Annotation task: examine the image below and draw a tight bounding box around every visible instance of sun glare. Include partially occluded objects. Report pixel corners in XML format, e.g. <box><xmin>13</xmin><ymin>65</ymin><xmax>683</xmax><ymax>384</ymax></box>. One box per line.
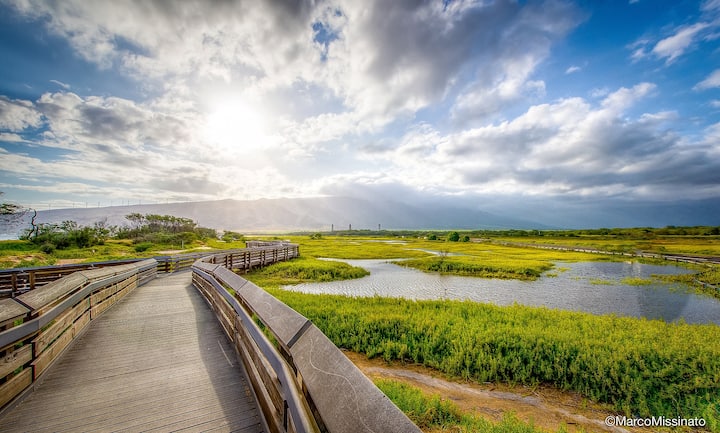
<box><xmin>203</xmin><ymin>99</ymin><xmax>270</xmax><ymax>153</ymax></box>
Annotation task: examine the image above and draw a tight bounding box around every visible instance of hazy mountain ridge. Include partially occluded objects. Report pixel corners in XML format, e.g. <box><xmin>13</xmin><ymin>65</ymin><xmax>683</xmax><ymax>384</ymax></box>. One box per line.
<box><xmin>19</xmin><ymin>197</ymin><xmax>545</xmax><ymax>234</ymax></box>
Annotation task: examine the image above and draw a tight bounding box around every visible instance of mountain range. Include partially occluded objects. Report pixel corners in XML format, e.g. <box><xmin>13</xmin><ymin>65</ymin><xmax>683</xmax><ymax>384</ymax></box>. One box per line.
<box><xmin>11</xmin><ymin>197</ymin><xmax>543</xmax><ymax>235</ymax></box>
<box><xmin>3</xmin><ymin>195</ymin><xmax>718</xmax><ymax>239</ymax></box>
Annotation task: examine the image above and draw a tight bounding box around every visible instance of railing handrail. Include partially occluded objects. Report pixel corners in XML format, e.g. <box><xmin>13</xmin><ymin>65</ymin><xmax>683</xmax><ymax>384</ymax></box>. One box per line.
<box><xmin>193</xmin><ymin>264</ymin><xmax>317</xmax><ymax>433</ymax></box>
<box><xmin>0</xmin><ymin>248</ymin><xmax>253</xmax><ymax>298</ymax></box>
<box><xmin>191</xmin><ymin>244</ymin><xmax>421</xmax><ymax>433</ymax></box>
<box><xmin>0</xmin><ymin>258</ymin><xmax>157</xmax><ymax>410</ymax></box>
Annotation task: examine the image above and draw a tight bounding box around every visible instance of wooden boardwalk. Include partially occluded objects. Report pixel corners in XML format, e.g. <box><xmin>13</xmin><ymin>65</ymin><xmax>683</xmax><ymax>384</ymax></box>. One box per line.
<box><xmin>0</xmin><ymin>272</ymin><xmax>265</xmax><ymax>433</ymax></box>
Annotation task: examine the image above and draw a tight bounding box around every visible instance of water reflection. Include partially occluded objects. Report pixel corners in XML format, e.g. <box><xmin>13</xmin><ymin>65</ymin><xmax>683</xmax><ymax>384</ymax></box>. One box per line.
<box><xmin>282</xmin><ymin>259</ymin><xmax>720</xmax><ymax>325</ymax></box>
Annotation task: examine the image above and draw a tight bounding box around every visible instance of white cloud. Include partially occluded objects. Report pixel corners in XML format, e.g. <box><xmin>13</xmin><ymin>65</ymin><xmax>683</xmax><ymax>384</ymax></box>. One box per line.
<box><xmin>0</xmin><ymin>133</ymin><xmax>25</xmax><ymax>142</ymax></box>
<box><xmin>694</xmin><ymin>69</ymin><xmax>720</xmax><ymax>90</ymax></box>
<box><xmin>2</xmin><ymin>0</ymin><xmax>583</xmax><ymax>157</ymax></box>
<box><xmin>2</xmin><ymin>0</ymin><xmax>717</xmax><ymax>213</ymax></box>
<box><xmin>49</xmin><ymin>79</ymin><xmax>70</xmax><ymax>89</ymax></box>
<box><xmin>651</xmin><ymin>22</ymin><xmax>710</xmax><ymax>63</ymax></box>
<box><xmin>361</xmin><ymin>83</ymin><xmax>720</xmax><ymax>201</ymax></box>
<box><xmin>0</xmin><ymin>96</ymin><xmax>44</xmax><ymax>131</ymax></box>
<box><xmin>565</xmin><ymin>65</ymin><xmax>581</xmax><ymax>74</ymax></box>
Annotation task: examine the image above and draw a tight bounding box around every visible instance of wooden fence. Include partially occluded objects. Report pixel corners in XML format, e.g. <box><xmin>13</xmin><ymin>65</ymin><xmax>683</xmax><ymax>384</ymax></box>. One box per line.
<box><xmin>0</xmin><ymin>247</ymin><xmax>271</xmax><ymax>298</ymax></box>
<box><xmin>0</xmin><ymin>259</ymin><xmax>157</xmax><ymax>409</ymax></box>
<box><xmin>0</xmin><ymin>241</ymin><xmax>420</xmax><ymax>432</ymax></box>
<box><xmin>191</xmin><ymin>246</ymin><xmax>420</xmax><ymax>433</ymax></box>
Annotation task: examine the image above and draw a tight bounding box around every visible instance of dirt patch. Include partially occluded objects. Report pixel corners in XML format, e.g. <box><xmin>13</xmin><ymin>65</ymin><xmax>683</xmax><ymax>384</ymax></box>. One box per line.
<box><xmin>344</xmin><ymin>351</ymin><xmax>643</xmax><ymax>433</ymax></box>
<box><xmin>56</xmin><ymin>258</ymin><xmax>85</xmax><ymax>265</ymax></box>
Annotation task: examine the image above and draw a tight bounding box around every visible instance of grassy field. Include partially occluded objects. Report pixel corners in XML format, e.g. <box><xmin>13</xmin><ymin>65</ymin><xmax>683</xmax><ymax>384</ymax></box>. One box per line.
<box><xmin>3</xmin><ymin>232</ymin><xmax>719</xmax><ymax>431</ymax></box>
<box><xmin>285</xmin><ymin>236</ymin><xmax>624</xmax><ymax>281</ymax></box>
<box><xmin>243</xmin><ymin>234</ymin><xmax>720</xmax><ymax>431</ymax></box>
<box><xmin>261</xmin><ymin>288</ymin><xmax>720</xmax><ymax>428</ymax></box>
<box><xmin>500</xmin><ymin>235</ymin><xmax>720</xmax><ymax>257</ymax></box>
<box><xmin>0</xmin><ymin>238</ymin><xmax>249</xmax><ymax>268</ymax></box>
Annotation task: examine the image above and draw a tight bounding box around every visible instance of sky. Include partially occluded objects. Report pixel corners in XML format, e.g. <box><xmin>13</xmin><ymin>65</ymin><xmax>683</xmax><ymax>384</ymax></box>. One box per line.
<box><xmin>0</xmin><ymin>0</ymin><xmax>719</xmax><ymax>228</ymax></box>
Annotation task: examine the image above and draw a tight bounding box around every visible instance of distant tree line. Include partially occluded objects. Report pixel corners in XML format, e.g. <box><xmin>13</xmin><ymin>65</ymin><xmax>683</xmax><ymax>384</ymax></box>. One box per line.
<box><xmin>294</xmin><ymin>225</ymin><xmax>720</xmax><ymax>238</ymax></box>
<box><xmin>21</xmin><ymin>220</ymin><xmax>112</xmax><ymax>253</ymax></box>
<box><xmin>20</xmin><ymin>213</ymin><xmax>222</xmax><ymax>253</ymax></box>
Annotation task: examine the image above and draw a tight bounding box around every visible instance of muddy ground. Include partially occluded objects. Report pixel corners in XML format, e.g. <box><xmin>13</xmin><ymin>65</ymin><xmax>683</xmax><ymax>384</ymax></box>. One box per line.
<box><xmin>345</xmin><ymin>351</ymin><xmax>652</xmax><ymax>433</ymax></box>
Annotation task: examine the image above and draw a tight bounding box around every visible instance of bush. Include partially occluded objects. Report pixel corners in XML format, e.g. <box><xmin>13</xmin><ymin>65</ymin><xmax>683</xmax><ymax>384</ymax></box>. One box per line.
<box><xmin>40</xmin><ymin>243</ymin><xmax>55</xmax><ymax>254</ymax></box>
<box><xmin>222</xmin><ymin>231</ymin><xmax>245</xmax><ymax>242</ymax></box>
<box><xmin>134</xmin><ymin>242</ymin><xmax>153</xmax><ymax>252</ymax></box>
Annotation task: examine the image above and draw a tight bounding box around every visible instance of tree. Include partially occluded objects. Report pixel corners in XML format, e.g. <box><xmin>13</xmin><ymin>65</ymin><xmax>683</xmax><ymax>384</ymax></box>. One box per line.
<box><xmin>447</xmin><ymin>231</ymin><xmax>460</xmax><ymax>242</ymax></box>
<box><xmin>1</xmin><ymin>192</ymin><xmax>37</xmax><ymax>239</ymax></box>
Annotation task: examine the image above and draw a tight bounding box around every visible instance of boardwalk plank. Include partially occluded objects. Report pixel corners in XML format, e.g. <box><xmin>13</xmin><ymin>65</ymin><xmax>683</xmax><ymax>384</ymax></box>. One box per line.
<box><xmin>0</xmin><ymin>272</ymin><xmax>264</xmax><ymax>433</ymax></box>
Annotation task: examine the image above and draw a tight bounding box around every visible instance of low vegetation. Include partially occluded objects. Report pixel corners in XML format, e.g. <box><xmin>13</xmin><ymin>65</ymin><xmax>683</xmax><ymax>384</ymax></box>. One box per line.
<box><xmin>397</xmin><ymin>255</ymin><xmax>553</xmax><ymax>280</ymax></box>
<box><xmin>247</xmin><ymin>256</ymin><xmax>368</xmax><ymax>286</ymax></box>
<box><xmin>376</xmin><ymin>379</ymin><xmax>560</xmax><ymax>433</ymax></box>
<box><xmin>0</xmin><ymin>214</ymin><xmax>249</xmax><ymax>268</ymax></box>
<box><xmin>263</xmin><ymin>289</ymin><xmax>720</xmax><ymax>427</ymax></box>
<box><xmin>3</xmin><ymin>224</ymin><xmax>719</xmax><ymax>430</ymax></box>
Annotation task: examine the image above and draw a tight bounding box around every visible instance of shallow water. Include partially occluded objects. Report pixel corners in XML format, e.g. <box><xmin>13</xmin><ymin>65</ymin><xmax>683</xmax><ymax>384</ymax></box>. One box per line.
<box><xmin>282</xmin><ymin>259</ymin><xmax>720</xmax><ymax>325</ymax></box>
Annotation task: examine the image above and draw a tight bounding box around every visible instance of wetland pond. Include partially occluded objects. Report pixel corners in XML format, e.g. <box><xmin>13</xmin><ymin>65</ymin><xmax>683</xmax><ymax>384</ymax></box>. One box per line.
<box><xmin>282</xmin><ymin>259</ymin><xmax>720</xmax><ymax>325</ymax></box>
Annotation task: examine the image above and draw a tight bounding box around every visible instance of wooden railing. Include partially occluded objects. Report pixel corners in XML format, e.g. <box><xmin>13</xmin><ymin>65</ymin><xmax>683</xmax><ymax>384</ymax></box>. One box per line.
<box><xmin>0</xmin><ymin>241</ymin><xmax>421</xmax><ymax>432</ymax></box>
<box><xmin>0</xmin><ymin>259</ymin><xmax>157</xmax><ymax>409</ymax></box>
<box><xmin>191</xmin><ymin>245</ymin><xmax>421</xmax><ymax>433</ymax></box>
<box><xmin>0</xmin><ymin>249</ymin><xmax>252</xmax><ymax>298</ymax></box>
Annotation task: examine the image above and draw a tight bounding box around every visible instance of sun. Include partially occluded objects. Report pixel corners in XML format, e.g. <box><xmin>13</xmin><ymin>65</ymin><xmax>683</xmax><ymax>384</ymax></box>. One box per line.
<box><xmin>202</xmin><ymin>99</ymin><xmax>270</xmax><ymax>153</ymax></box>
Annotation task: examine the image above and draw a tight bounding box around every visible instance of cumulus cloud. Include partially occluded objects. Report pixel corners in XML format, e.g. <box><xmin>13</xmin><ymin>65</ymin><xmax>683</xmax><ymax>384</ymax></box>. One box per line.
<box><xmin>5</xmin><ymin>0</ymin><xmax>582</xmax><ymax>141</ymax></box>
<box><xmin>0</xmin><ymin>96</ymin><xmax>44</xmax><ymax>131</ymax></box>
<box><xmin>447</xmin><ymin>1</ymin><xmax>580</xmax><ymax>124</ymax></box>
<box><xmin>2</xmin><ymin>0</ymin><xmax>717</xmax><ymax>217</ymax></box>
<box><xmin>0</xmin><ymin>90</ymin><xmax>297</xmax><ymax>202</ymax></box>
<box><xmin>369</xmin><ymin>83</ymin><xmax>720</xmax><ymax>200</ymax></box>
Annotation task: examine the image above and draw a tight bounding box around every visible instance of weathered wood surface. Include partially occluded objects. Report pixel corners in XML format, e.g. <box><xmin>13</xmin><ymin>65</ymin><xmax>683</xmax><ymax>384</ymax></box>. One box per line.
<box><xmin>0</xmin><ymin>273</ymin><xmax>264</xmax><ymax>433</ymax></box>
<box><xmin>194</xmin><ymin>248</ymin><xmax>421</xmax><ymax>433</ymax></box>
<box><xmin>0</xmin><ymin>299</ymin><xmax>28</xmax><ymax>330</ymax></box>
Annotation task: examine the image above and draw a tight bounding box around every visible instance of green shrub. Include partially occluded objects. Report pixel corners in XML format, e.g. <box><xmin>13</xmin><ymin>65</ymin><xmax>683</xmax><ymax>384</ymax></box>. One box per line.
<box><xmin>134</xmin><ymin>242</ymin><xmax>153</xmax><ymax>252</ymax></box>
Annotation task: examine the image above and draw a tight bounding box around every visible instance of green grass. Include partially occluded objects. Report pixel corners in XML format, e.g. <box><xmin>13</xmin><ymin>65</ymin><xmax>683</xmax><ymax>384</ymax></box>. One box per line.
<box><xmin>0</xmin><ymin>238</ymin><xmax>252</xmax><ymax>269</ymax></box>
<box><xmin>376</xmin><ymin>379</ymin><xmax>563</xmax><ymax>432</ymax></box>
<box><xmin>621</xmin><ymin>277</ymin><xmax>654</xmax><ymax>286</ymax></box>
<box><xmin>397</xmin><ymin>255</ymin><xmax>552</xmax><ymax>280</ymax></box>
<box><xmin>246</xmin><ymin>256</ymin><xmax>369</xmax><ymax>288</ymax></box>
<box><xmin>287</xmin><ymin>236</ymin><xmax>430</xmax><ymax>259</ymax></box>
<box><xmin>261</xmin><ymin>288</ymin><xmax>720</xmax><ymax>427</ymax></box>
<box><xmin>499</xmin><ymin>235</ymin><xmax>720</xmax><ymax>257</ymax></box>
<box><xmin>589</xmin><ymin>278</ymin><xmax>615</xmax><ymax>285</ymax></box>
